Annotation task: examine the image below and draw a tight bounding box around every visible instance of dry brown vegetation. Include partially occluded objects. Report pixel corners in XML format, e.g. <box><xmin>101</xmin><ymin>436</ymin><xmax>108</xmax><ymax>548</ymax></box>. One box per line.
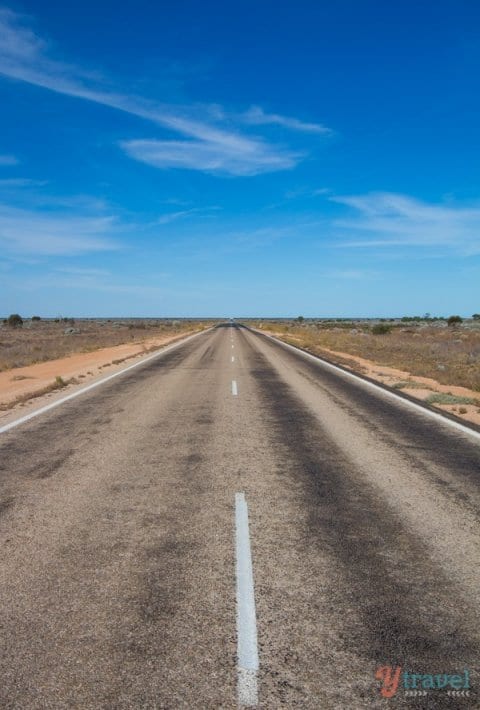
<box><xmin>248</xmin><ymin>320</ymin><xmax>480</xmax><ymax>392</ymax></box>
<box><xmin>0</xmin><ymin>375</ymin><xmax>78</xmax><ymax>411</ymax></box>
<box><xmin>0</xmin><ymin>319</ymin><xmax>215</xmax><ymax>372</ymax></box>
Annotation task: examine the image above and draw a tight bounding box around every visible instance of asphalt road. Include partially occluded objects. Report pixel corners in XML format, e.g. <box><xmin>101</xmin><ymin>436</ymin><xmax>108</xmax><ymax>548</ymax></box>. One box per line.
<box><xmin>0</xmin><ymin>323</ymin><xmax>479</xmax><ymax>708</ymax></box>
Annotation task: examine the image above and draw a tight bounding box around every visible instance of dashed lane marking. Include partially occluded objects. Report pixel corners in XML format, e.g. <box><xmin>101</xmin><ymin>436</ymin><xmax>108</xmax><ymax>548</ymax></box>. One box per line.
<box><xmin>235</xmin><ymin>493</ymin><xmax>259</xmax><ymax>707</ymax></box>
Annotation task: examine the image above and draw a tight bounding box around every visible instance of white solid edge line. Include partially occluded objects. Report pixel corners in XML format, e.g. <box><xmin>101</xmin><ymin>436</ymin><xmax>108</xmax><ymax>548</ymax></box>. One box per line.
<box><xmin>235</xmin><ymin>492</ymin><xmax>259</xmax><ymax>707</ymax></box>
<box><xmin>256</xmin><ymin>329</ymin><xmax>480</xmax><ymax>443</ymax></box>
<box><xmin>0</xmin><ymin>328</ymin><xmax>211</xmax><ymax>435</ymax></box>
<box><xmin>232</xmin><ymin>380</ymin><xmax>238</xmax><ymax>396</ymax></box>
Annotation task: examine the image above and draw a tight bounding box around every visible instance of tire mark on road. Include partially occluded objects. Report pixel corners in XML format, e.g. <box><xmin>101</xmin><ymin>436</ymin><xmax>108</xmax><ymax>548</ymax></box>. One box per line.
<box><xmin>248</xmin><ymin>351</ymin><xmax>479</xmax><ymax>707</ymax></box>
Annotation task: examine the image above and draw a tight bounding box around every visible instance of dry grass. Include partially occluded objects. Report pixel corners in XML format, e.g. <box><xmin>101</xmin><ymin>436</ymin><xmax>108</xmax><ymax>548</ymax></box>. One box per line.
<box><xmin>0</xmin><ymin>374</ymin><xmax>79</xmax><ymax>411</ymax></box>
<box><xmin>0</xmin><ymin>319</ymin><xmax>214</xmax><ymax>372</ymax></box>
<box><xmin>425</xmin><ymin>393</ymin><xmax>479</xmax><ymax>405</ymax></box>
<box><xmin>248</xmin><ymin>320</ymin><xmax>480</xmax><ymax>392</ymax></box>
<box><xmin>391</xmin><ymin>380</ymin><xmax>430</xmax><ymax>390</ymax></box>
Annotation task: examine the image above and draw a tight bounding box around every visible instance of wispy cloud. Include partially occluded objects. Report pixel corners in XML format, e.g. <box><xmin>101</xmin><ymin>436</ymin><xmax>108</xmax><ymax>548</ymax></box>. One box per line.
<box><xmin>155</xmin><ymin>209</ymin><xmax>197</xmax><ymax>225</ymax></box>
<box><xmin>161</xmin><ymin>197</ymin><xmax>192</xmax><ymax>207</ymax></box>
<box><xmin>0</xmin><ymin>8</ymin><xmax>323</xmax><ymax>176</ymax></box>
<box><xmin>54</xmin><ymin>266</ymin><xmax>110</xmax><ymax>277</ymax></box>
<box><xmin>216</xmin><ymin>222</ymin><xmax>322</xmax><ymax>253</ymax></box>
<box><xmin>0</xmin><ymin>177</ymin><xmax>47</xmax><ymax>187</ymax></box>
<box><xmin>120</xmin><ymin>138</ymin><xmax>300</xmax><ymax>176</ymax></box>
<box><xmin>330</xmin><ymin>192</ymin><xmax>480</xmax><ymax>254</ymax></box>
<box><xmin>284</xmin><ymin>186</ymin><xmax>331</xmax><ymax>200</ymax></box>
<box><xmin>6</xmin><ymin>269</ymin><xmax>169</xmax><ymax>297</ymax></box>
<box><xmin>241</xmin><ymin>106</ymin><xmax>332</xmax><ymax>134</ymax></box>
<box><xmin>0</xmin><ymin>203</ymin><xmax>118</xmax><ymax>255</ymax></box>
<box><xmin>321</xmin><ymin>268</ymin><xmax>379</xmax><ymax>280</ymax></box>
<box><xmin>0</xmin><ymin>153</ymin><xmax>18</xmax><ymax>165</ymax></box>
<box><xmin>154</xmin><ymin>206</ymin><xmax>219</xmax><ymax>225</ymax></box>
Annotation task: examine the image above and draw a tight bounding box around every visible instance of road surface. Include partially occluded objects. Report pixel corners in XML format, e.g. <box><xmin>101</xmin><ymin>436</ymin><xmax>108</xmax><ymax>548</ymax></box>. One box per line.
<box><xmin>0</xmin><ymin>323</ymin><xmax>479</xmax><ymax>708</ymax></box>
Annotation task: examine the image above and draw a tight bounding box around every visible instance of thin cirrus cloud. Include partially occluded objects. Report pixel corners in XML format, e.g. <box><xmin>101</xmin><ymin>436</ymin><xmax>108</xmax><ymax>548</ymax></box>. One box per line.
<box><xmin>121</xmin><ymin>138</ymin><xmax>301</xmax><ymax>176</ymax></box>
<box><xmin>153</xmin><ymin>206</ymin><xmax>219</xmax><ymax>225</ymax></box>
<box><xmin>0</xmin><ymin>153</ymin><xmax>18</xmax><ymax>165</ymax></box>
<box><xmin>8</xmin><ymin>270</ymin><xmax>169</xmax><ymax>297</ymax></box>
<box><xmin>321</xmin><ymin>269</ymin><xmax>379</xmax><ymax>280</ymax></box>
<box><xmin>330</xmin><ymin>192</ymin><xmax>480</xmax><ymax>254</ymax></box>
<box><xmin>0</xmin><ymin>177</ymin><xmax>47</xmax><ymax>187</ymax></box>
<box><xmin>0</xmin><ymin>204</ymin><xmax>118</xmax><ymax>255</ymax></box>
<box><xmin>55</xmin><ymin>266</ymin><xmax>111</xmax><ymax>277</ymax></box>
<box><xmin>241</xmin><ymin>106</ymin><xmax>332</xmax><ymax>135</ymax></box>
<box><xmin>155</xmin><ymin>209</ymin><xmax>198</xmax><ymax>225</ymax></box>
<box><xmin>0</xmin><ymin>8</ymin><xmax>327</xmax><ymax>176</ymax></box>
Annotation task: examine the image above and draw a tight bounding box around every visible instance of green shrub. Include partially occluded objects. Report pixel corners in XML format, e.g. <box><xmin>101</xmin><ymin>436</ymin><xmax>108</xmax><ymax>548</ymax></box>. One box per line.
<box><xmin>447</xmin><ymin>315</ymin><xmax>463</xmax><ymax>326</ymax></box>
<box><xmin>6</xmin><ymin>313</ymin><xmax>23</xmax><ymax>328</ymax></box>
<box><xmin>372</xmin><ymin>323</ymin><xmax>391</xmax><ymax>335</ymax></box>
<box><xmin>426</xmin><ymin>393</ymin><xmax>476</xmax><ymax>405</ymax></box>
<box><xmin>391</xmin><ymin>381</ymin><xmax>426</xmax><ymax>389</ymax></box>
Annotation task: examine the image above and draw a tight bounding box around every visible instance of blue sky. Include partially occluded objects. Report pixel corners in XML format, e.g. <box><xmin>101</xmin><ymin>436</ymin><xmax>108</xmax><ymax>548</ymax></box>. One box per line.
<box><xmin>0</xmin><ymin>0</ymin><xmax>479</xmax><ymax>317</ymax></box>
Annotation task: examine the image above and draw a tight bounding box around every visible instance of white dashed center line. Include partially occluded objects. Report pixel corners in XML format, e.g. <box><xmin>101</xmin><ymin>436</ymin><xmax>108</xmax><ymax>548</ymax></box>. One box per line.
<box><xmin>232</xmin><ymin>356</ymin><xmax>235</xmax><ymax>363</ymax></box>
<box><xmin>235</xmin><ymin>492</ymin><xmax>259</xmax><ymax>707</ymax></box>
<box><xmin>232</xmin><ymin>380</ymin><xmax>238</xmax><ymax>396</ymax></box>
